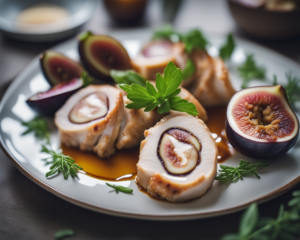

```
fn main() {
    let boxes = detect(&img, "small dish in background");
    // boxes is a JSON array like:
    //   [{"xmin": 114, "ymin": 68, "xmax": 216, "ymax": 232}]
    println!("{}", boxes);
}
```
[
  {"xmin": 228, "ymin": 0, "xmax": 300, "ymax": 39},
  {"xmin": 0, "ymin": 0, "xmax": 98, "ymax": 42}
]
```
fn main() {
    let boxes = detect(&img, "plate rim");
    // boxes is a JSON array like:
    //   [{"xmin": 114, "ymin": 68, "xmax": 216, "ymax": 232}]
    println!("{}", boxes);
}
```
[{"xmin": 1, "ymin": 29, "xmax": 300, "ymax": 220}]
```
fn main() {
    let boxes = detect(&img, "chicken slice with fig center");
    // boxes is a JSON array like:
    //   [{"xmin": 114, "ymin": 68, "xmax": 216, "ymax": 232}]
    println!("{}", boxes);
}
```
[
  {"xmin": 55, "ymin": 85, "xmax": 124, "ymax": 157},
  {"xmin": 137, "ymin": 112, "xmax": 218, "ymax": 202}
]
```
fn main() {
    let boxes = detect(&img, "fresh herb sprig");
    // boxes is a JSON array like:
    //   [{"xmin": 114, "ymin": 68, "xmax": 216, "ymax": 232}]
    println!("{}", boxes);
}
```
[
  {"xmin": 55, "ymin": 229, "xmax": 74, "ymax": 240},
  {"xmin": 110, "ymin": 70, "xmax": 147, "ymax": 87},
  {"xmin": 41, "ymin": 145, "xmax": 83, "ymax": 180},
  {"xmin": 106, "ymin": 183, "xmax": 133, "ymax": 193},
  {"xmin": 215, "ymin": 160, "xmax": 269, "ymax": 186},
  {"xmin": 21, "ymin": 116, "xmax": 50, "ymax": 143},
  {"xmin": 273, "ymin": 72, "xmax": 300, "ymax": 106},
  {"xmin": 238, "ymin": 54, "xmax": 266, "ymax": 89},
  {"xmin": 81, "ymin": 71, "xmax": 92, "ymax": 87},
  {"xmin": 220, "ymin": 190, "xmax": 300, "ymax": 240},
  {"xmin": 153, "ymin": 25, "xmax": 209, "ymax": 53},
  {"xmin": 119, "ymin": 61, "xmax": 199, "ymax": 116},
  {"xmin": 219, "ymin": 33, "xmax": 236, "ymax": 61},
  {"xmin": 182, "ymin": 59, "xmax": 196, "ymax": 80}
]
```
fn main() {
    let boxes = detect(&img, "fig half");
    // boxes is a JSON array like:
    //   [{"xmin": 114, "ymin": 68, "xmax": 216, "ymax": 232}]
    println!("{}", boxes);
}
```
[
  {"xmin": 226, "ymin": 85, "xmax": 299, "ymax": 159},
  {"xmin": 40, "ymin": 51, "xmax": 84, "ymax": 86},
  {"xmin": 78, "ymin": 31, "xmax": 131, "ymax": 79},
  {"xmin": 27, "ymin": 78, "xmax": 85, "ymax": 116}
]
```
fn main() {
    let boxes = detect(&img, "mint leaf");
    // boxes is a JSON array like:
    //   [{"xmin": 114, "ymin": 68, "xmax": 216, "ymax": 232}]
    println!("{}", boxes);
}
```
[
  {"xmin": 146, "ymin": 81, "xmax": 158, "ymax": 98},
  {"xmin": 110, "ymin": 70, "xmax": 147, "ymax": 87},
  {"xmin": 182, "ymin": 59, "xmax": 196, "ymax": 80},
  {"xmin": 156, "ymin": 73, "xmax": 167, "ymax": 95},
  {"xmin": 219, "ymin": 33, "xmax": 235, "ymax": 61},
  {"xmin": 158, "ymin": 100, "xmax": 171, "ymax": 114}
]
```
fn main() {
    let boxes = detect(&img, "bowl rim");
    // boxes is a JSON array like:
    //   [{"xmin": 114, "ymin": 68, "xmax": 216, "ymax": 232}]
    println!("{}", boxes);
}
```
[{"xmin": 0, "ymin": 0, "xmax": 99, "ymax": 36}]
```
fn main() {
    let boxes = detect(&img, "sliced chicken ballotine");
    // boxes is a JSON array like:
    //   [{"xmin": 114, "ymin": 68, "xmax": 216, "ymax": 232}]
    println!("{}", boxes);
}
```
[
  {"xmin": 137, "ymin": 112, "xmax": 218, "ymax": 202},
  {"xmin": 55, "ymin": 85, "xmax": 124, "ymax": 158},
  {"xmin": 115, "ymin": 83, "xmax": 208, "ymax": 150}
]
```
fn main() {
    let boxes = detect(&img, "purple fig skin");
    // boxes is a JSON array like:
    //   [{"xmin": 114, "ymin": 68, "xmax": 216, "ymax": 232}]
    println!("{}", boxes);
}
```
[
  {"xmin": 225, "ymin": 118, "xmax": 299, "ymax": 160},
  {"xmin": 40, "ymin": 51, "xmax": 84, "ymax": 86},
  {"xmin": 78, "ymin": 32, "xmax": 131, "ymax": 80},
  {"xmin": 26, "ymin": 79, "xmax": 83, "ymax": 117}
]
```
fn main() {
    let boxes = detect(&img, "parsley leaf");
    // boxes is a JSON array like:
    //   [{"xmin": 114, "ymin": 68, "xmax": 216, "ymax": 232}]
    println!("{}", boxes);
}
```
[
  {"xmin": 282, "ymin": 72, "xmax": 300, "ymax": 105},
  {"xmin": 152, "ymin": 25, "xmax": 209, "ymax": 53},
  {"xmin": 219, "ymin": 33, "xmax": 236, "ymax": 61},
  {"xmin": 106, "ymin": 183, "xmax": 133, "ymax": 193},
  {"xmin": 215, "ymin": 160, "xmax": 269, "ymax": 186},
  {"xmin": 119, "ymin": 61, "xmax": 199, "ymax": 116},
  {"xmin": 182, "ymin": 59, "xmax": 196, "ymax": 80},
  {"xmin": 238, "ymin": 54, "xmax": 266, "ymax": 89},
  {"xmin": 41, "ymin": 145, "xmax": 83, "ymax": 180},
  {"xmin": 21, "ymin": 116, "xmax": 50, "ymax": 144},
  {"xmin": 110, "ymin": 69, "xmax": 147, "ymax": 88},
  {"xmin": 55, "ymin": 229, "xmax": 74, "ymax": 240},
  {"xmin": 182, "ymin": 29, "xmax": 209, "ymax": 53}
]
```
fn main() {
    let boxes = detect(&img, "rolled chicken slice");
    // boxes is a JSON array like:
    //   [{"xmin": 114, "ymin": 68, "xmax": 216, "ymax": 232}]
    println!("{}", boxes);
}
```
[
  {"xmin": 115, "ymin": 83, "xmax": 208, "ymax": 150},
  {"xmin": 136, "ymin": 112, "xmax": 218, "ymax": 202},
  {"xmin": 188, "ymin": 52, "xmax": 236, "ymax": 107},
  {"xmin": 131, "ymin": 39, "xmax": 183, "ymax": 80},
  {"xmin": 55, "ymin": 85, "xmax": 124, "ymax": 157}
]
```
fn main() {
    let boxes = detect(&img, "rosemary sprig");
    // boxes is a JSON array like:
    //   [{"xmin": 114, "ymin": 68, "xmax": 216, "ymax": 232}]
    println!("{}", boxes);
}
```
[
  {"xmin": 21, "ymin": 116, "xmax": 50, "ymax": 143},
  {"xmin": 41, "ymin": 145, "xmax": 83, "ymax": 180},
  {"xmin": 215, "ymin": 160, "xmax": 269, "ymax": 186},
  {"xmin": 106, "ymin": 183, "xmax": 133, "ymax": 193},
  {"xmin": 55, "ymin": 229, "xmax": 74, "ymax": 240},
  {"xmin": 238, "ymin": 54, "xmax": 266, "ymax": 89},
  {"xmin": 220, "ymin": 190, "xmax": 300, "ymax": 240}
]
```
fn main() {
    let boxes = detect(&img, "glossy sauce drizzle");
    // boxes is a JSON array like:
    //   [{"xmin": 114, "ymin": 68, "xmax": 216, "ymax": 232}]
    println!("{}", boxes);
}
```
[
  {"xmin": 61, "ymin": 106, "xmax": 233, "ymax": 181},
  {"xmin": 205, "ymin": 106, "xmax": 234, "ymax": 163}
]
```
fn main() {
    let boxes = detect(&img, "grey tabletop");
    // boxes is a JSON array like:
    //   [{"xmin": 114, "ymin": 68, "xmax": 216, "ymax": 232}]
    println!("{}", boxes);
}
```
[{"xmin": 0, "ymin": 1, "xmax": 300, "ymax": 239}]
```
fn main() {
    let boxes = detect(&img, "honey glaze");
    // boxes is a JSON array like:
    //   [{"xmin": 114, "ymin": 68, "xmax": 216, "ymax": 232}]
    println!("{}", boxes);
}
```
[
  {"xmin": 61, "ymin": 145, "xmax": 139, "ymax": 181},
  {"xmin": 205, "ymin": 106, "xmax": 234, "ymax": 162}
]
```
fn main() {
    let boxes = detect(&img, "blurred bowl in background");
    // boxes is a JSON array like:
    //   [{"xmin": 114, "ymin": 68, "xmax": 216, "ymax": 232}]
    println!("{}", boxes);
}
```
[
  {"xmin": 228, "ymin": 0, "xmax": 300, "ymax": 39},
  {"xmin": 0, "ymin": 0, "xmax": 98, "ymax": 42},
  {"xmin": 104, "ymin": 0, "xmax": 148, "ymax": 25}
]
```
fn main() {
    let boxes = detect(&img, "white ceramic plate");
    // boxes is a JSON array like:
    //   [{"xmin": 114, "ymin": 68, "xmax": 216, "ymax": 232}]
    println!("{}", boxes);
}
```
[{"xmin": 0, "ymin": 29, "xmax": 299, "ymax": 220}]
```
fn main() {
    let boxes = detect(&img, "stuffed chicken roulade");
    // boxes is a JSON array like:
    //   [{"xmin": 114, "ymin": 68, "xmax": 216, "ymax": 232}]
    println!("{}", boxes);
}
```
[
  {"xmin": 136, "ymin": 112, "xmax": 218, "ymax": 202},
  {"xmin": 55, "ymin": 85, "xmax": 124, "ymax": 157}
]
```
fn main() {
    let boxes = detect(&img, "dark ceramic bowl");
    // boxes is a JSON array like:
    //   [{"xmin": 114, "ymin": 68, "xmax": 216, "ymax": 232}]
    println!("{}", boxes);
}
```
[{"xmin": 228, "ymin": 0, "xmax": 300, "ymax": 39}]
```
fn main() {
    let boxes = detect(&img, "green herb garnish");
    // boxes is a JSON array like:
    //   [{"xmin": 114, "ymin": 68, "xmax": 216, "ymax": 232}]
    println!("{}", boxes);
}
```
[
  {"xmin": 55, "ymin": 229, "xmax": 74, "ymax": 240},
  {"xmin": 238, "ymin": 54, "xmax": 266, "ymax": 89},
  {"xmin": 152, "ymin": 24, "xmax": 180, "ymax": 42},
  {"xmin": 119, "ymin": 61, "xmax": 199, "ymax": 116},
  {"xmin": 215, "ymin": 160, "xmax": 269, "ymax": 186},
  {"xmin": 110, "ymin": 69, "xmax": 147, "ymax": 87},
  {"xmin": 81, "ymin": 71, "xmax": 92, "ymax": 87},
  {"xmin": 41, "ymin": 145, "xmax": 83, "ymax": 180},
  {"xmin": 219, "ymin": 33, "xmax": 235, "ymax": 61},
  {"xmin": 106, "ymin": 183, "xmax": 133, "ymax": 193},
  {"xmin": 21, "ymin": 116, "xmax": 50, "ymax": 143},
  {"xmin": 273, "ymin": 72, "xmax": 300, "ymax": 106},
  {"xmin": 220, "ymin": 190, "xmax": 300, "ymax": 240},
  {"xmin": 182, "ymin": 58, "xmax": 196, "ymax": 80},
  {"xmin": 79, "ymin": 31, "xmax": 92, "ymax": 41}
]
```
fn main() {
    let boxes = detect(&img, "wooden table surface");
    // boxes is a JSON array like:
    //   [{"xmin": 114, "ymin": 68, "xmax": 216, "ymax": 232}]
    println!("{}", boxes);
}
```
[{"xmin": 0, "ymin": 1, "xmax": 299, "ymax": 239}]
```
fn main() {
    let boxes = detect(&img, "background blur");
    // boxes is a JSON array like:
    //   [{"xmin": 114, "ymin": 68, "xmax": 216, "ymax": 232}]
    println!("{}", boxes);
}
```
[{"xmin": 0, "ymin": 0, "xmax": 299, "ymax": 239}]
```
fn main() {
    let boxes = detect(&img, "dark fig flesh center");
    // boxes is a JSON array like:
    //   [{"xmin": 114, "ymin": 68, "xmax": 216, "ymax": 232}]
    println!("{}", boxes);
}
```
[
  {"xmin": 158, "ymin": 128, "xmax": 201, "ymax": 175},
  {"xmin": 142, "ymin": 40, "xmax": 174, "ymax": 58},
  {"xmin": 233, "ymin": 92, "xmax": 296, "ymax": 141},
  {"xmin": 69, "ymin": 92, "xmax": 109, "ymax": 124},
  {"xmin": 47, "ymin": 57, "xmax": 82, "ymax": 82},
  {"xmin": 90, "ymin": 40, "xmax": 130, "ymax": 70}
]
